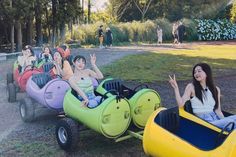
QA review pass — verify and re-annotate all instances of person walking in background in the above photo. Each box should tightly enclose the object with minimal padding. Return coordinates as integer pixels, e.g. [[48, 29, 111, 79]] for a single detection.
[[172, 22, 179, 44], [177, 21, 186, 44], [105, 27, 113, 47], [156, 25, 163, 44], [98, 25, 104, 48]]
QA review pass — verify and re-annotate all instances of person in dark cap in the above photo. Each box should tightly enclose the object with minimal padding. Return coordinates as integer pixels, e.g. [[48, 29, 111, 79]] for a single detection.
[[98, 25, 104, 48], [177, 21, 185, 44], [105, 27, 113, 47]]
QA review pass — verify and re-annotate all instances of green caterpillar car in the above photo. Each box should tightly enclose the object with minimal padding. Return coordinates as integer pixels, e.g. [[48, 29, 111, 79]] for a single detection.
[[55, 78, 161, 151], [56, 88, 131, 151], [96, 78, 161, 128]]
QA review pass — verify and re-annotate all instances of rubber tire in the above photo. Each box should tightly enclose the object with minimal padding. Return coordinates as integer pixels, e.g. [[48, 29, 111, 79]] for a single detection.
[[7, 73, 13, 85], [8, 83, 16, 103], [56, 118, 80, 151], [19, 97, 35, 122]]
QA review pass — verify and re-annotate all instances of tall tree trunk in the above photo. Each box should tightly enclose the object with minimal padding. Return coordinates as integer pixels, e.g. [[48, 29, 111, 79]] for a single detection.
[[26, 16, 33, 45], [35, 0, 43, 46], [9, 0, 14, 52], [88, 0, 91, 23], [82, 0, 84, 23], [68, 21, 73, 40], [59, 23, 66, 44], [52, 0, 57, 47], [15, 21, 22, 52], [58, 0, 66, 44], [10, 23, 14, 52], [56, 26, 59, 45], [45, 3, 51, 43], [141, 13, 145, 22]]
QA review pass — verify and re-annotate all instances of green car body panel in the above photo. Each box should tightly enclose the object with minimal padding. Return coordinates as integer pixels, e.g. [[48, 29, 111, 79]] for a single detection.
[[96, 78, 161, 129], [63, 89, 131, 138]]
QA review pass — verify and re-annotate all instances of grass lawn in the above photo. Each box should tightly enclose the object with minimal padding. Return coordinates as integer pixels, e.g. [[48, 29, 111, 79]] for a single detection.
[[102, 45, 236, 82]]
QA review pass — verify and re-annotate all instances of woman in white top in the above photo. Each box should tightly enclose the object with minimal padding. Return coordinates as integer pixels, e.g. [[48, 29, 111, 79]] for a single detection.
[[157, 25, 163, 44], [172, 22, 179, 44], [169, 63, 236, 129], [17, 45, 36, 73]]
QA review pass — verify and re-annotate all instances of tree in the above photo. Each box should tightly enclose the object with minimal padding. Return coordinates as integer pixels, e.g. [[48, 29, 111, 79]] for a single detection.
[[231, 1, 236, 23], [56, 0, 82, 44], [35, 0, 45, 46], [13, 0, 35, 51], [109, 0, 231, 22], [88, 0, 91, 23], [132, 0, 153, 21], [51, 0, 57, 47], [0, 0, 15, 52], [107, 0, 133, 21]]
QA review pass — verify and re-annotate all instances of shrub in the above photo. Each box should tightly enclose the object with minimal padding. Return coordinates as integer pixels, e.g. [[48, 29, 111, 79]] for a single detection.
[[196, 19, 236, 40], [69, 18, 236, 45], [154, 18, 172, 41], [182, 18, 198, 41]]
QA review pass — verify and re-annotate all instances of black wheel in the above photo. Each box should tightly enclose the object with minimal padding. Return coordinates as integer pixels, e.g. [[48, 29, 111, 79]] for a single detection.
[[8, 83, 16, 102], [7, 73, 13, 85], [19, 97, 35, 122], [56, 118, 80, 151]]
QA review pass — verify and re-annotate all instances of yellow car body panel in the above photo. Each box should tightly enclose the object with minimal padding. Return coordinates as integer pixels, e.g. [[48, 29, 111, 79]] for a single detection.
[[143, 107, 236, 157]]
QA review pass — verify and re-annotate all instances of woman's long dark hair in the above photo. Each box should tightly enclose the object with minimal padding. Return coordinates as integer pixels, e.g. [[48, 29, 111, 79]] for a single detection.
[[192, 63, 219, 110], [43, 46, 52, 55], [54, 51, 64, 69], [73, 55, 86, 64], [24, 45, 34, 56]]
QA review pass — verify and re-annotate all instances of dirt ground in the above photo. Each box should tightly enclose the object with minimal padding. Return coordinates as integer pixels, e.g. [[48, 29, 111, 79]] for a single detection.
[[0, 42, 236, 157]]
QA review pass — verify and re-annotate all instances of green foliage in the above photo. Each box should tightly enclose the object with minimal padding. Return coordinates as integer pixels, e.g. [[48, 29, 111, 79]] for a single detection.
[[197, 19, 236, 40], [0, 0, 35, 22], [154, 18, 172, 41], [69, 18, 199, 45], [54, 0, 82, 27], [85, 10, 116, 24], [182, 18, 198, 41], [109, 0, 231, 22], [231, 2, 236, 23]]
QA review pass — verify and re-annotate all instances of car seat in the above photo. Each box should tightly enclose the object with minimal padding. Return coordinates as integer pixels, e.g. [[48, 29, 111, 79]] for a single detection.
[[32, 73, 52, 89]]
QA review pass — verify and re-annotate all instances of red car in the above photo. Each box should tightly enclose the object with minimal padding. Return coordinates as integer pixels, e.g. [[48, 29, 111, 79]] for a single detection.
[[7, 61, 41, 102]]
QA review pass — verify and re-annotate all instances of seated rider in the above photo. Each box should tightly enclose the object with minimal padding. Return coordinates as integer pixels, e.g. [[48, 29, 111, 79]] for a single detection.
[[51, 48, 73, 80], [40, 46, 53, 62], [169, 63, 236, 129], [17, 45, 36, 73], [69, 54, 104, 108]]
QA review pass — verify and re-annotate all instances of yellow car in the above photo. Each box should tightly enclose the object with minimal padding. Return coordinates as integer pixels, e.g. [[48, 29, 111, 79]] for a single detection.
[[143, 105, 236, 157]]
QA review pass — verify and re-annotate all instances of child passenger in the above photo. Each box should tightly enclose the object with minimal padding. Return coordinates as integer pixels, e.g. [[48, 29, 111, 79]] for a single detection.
[[69, 54, 104, 108]]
